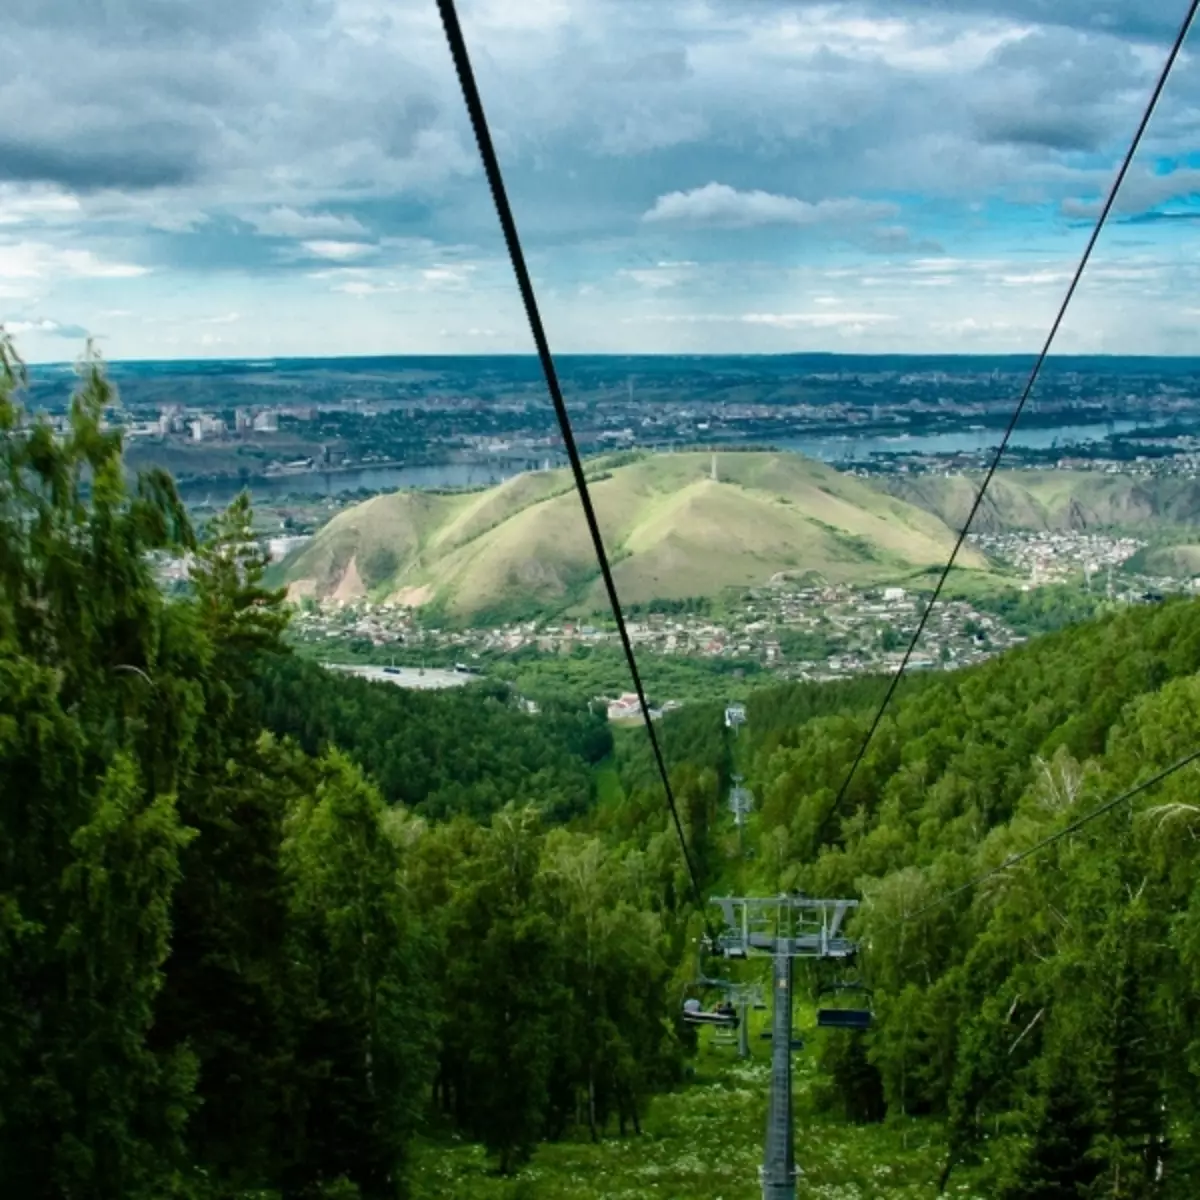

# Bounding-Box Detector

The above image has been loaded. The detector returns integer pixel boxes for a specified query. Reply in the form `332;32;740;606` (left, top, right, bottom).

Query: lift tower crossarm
712;895;858;959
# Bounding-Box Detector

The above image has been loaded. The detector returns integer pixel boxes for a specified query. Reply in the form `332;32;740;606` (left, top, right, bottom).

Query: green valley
6;345;1200;1200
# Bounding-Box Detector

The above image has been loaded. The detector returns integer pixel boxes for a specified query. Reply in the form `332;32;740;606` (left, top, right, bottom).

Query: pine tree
441;807;561;1173
283;750;436;1196
0;335;200;1197
1002;1055;1102;1200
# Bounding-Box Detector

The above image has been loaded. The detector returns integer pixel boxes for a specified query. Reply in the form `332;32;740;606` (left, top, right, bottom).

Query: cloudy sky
2;0;1199;361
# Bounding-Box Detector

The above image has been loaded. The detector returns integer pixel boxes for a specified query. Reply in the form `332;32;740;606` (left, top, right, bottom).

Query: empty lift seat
816;1007;873;1031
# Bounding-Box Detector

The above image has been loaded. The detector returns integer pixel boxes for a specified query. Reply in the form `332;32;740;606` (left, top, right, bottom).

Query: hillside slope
881;469;1200;533
278;451;988;621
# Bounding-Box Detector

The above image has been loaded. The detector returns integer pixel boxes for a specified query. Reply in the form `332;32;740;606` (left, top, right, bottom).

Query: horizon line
21;349;1200;371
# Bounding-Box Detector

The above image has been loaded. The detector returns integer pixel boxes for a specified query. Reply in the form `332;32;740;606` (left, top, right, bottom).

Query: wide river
174;418;1172;507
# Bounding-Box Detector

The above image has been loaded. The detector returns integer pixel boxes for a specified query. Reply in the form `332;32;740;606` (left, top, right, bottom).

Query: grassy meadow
408;1010;999;1200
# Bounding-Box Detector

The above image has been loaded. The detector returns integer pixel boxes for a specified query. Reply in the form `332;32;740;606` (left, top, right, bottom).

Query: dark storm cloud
0;0;461;199
973;110;1109;152
0;137;200;191
0;0;1193;275
966;24;1157;162
4;0;325;43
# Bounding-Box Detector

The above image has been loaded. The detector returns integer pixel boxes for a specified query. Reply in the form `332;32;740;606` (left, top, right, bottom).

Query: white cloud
617;261;699;289
933;317;1018;335
199;311;241;324
4;316;89;338
0;186;82;226
642;183;898;228
996;269;1070;286
306;266;369;281
742;311;897;328
249;207;368;238
626;310;896;328
59;249;148;278
0;242;148;281
301;240;374;261
436;326;502;338
421;264;475;287
333;280;401;295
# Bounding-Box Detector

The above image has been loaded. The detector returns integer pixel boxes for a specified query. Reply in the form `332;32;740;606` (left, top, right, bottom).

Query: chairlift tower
729;785;754;825
729;783;755;855
709;895;859;1200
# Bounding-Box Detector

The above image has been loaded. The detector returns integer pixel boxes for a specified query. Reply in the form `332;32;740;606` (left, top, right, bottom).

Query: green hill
880;469;1200;533
1125;542;1200;576
277;450;989;620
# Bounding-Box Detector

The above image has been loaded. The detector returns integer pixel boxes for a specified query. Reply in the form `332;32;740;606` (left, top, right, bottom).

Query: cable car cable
890;744;1200;927
826;0;1200;816
436;0;709;916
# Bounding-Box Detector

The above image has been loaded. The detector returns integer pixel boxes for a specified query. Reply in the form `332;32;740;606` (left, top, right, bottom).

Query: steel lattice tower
710;895;859;1200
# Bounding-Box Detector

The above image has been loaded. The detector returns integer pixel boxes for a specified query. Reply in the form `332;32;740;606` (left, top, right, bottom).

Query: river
174;418;1178;507
774;418;1162;461
176;460;529;506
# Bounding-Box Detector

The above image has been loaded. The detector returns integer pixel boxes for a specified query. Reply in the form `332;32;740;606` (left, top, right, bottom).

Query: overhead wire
827;0;1200;815
435;0;710;916
892;745;1200;926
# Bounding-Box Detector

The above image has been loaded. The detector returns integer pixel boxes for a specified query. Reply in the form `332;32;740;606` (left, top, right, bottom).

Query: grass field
407;1011;997;1200
277;451;987;623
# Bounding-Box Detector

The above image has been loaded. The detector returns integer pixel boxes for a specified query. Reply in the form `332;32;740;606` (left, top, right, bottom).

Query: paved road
323;663;476;691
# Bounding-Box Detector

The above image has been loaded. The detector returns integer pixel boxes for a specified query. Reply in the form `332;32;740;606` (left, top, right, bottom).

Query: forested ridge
4;340;1200;1199
723;597;1200;1195
248;657;613;822
588;577;1200;1195
0;344;689;1198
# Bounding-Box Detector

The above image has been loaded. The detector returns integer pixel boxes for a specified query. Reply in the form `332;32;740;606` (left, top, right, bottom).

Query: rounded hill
277;450;988;621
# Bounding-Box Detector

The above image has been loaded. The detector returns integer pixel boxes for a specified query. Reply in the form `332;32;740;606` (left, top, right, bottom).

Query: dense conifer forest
4;341;1200;1198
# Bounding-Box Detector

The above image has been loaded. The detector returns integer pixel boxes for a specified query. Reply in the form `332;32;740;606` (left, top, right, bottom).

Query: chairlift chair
682;996;739;1029
815;982;874;1032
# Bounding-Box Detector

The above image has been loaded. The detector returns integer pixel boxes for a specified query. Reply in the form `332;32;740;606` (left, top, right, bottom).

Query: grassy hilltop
276;450;988;622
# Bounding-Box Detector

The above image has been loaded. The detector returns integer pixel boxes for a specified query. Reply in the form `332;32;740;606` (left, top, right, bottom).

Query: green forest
4;342;1200;1200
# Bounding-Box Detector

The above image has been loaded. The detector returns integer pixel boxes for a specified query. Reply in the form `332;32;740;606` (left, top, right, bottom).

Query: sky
2;0;1200;362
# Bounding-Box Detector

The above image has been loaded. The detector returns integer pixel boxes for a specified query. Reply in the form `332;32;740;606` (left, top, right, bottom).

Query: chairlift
682;996;739;1029
815;982;873;1032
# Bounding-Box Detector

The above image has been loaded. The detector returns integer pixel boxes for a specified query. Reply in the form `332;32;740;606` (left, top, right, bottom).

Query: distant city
25;354;1200;508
